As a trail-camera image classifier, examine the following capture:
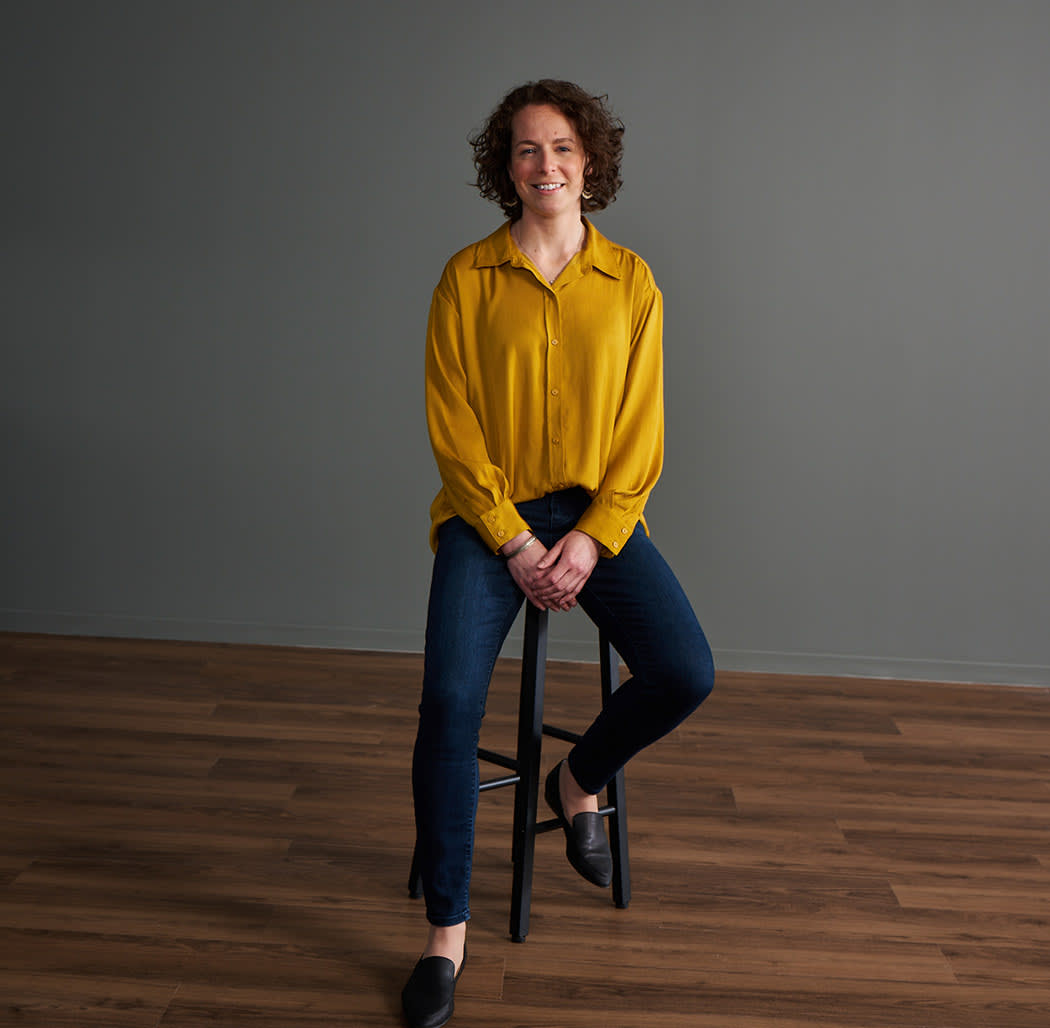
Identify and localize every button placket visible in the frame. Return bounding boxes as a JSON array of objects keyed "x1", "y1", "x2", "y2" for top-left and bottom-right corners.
[{"x1": 545, "y1": 296, "x2": 565, "y2": 485}]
